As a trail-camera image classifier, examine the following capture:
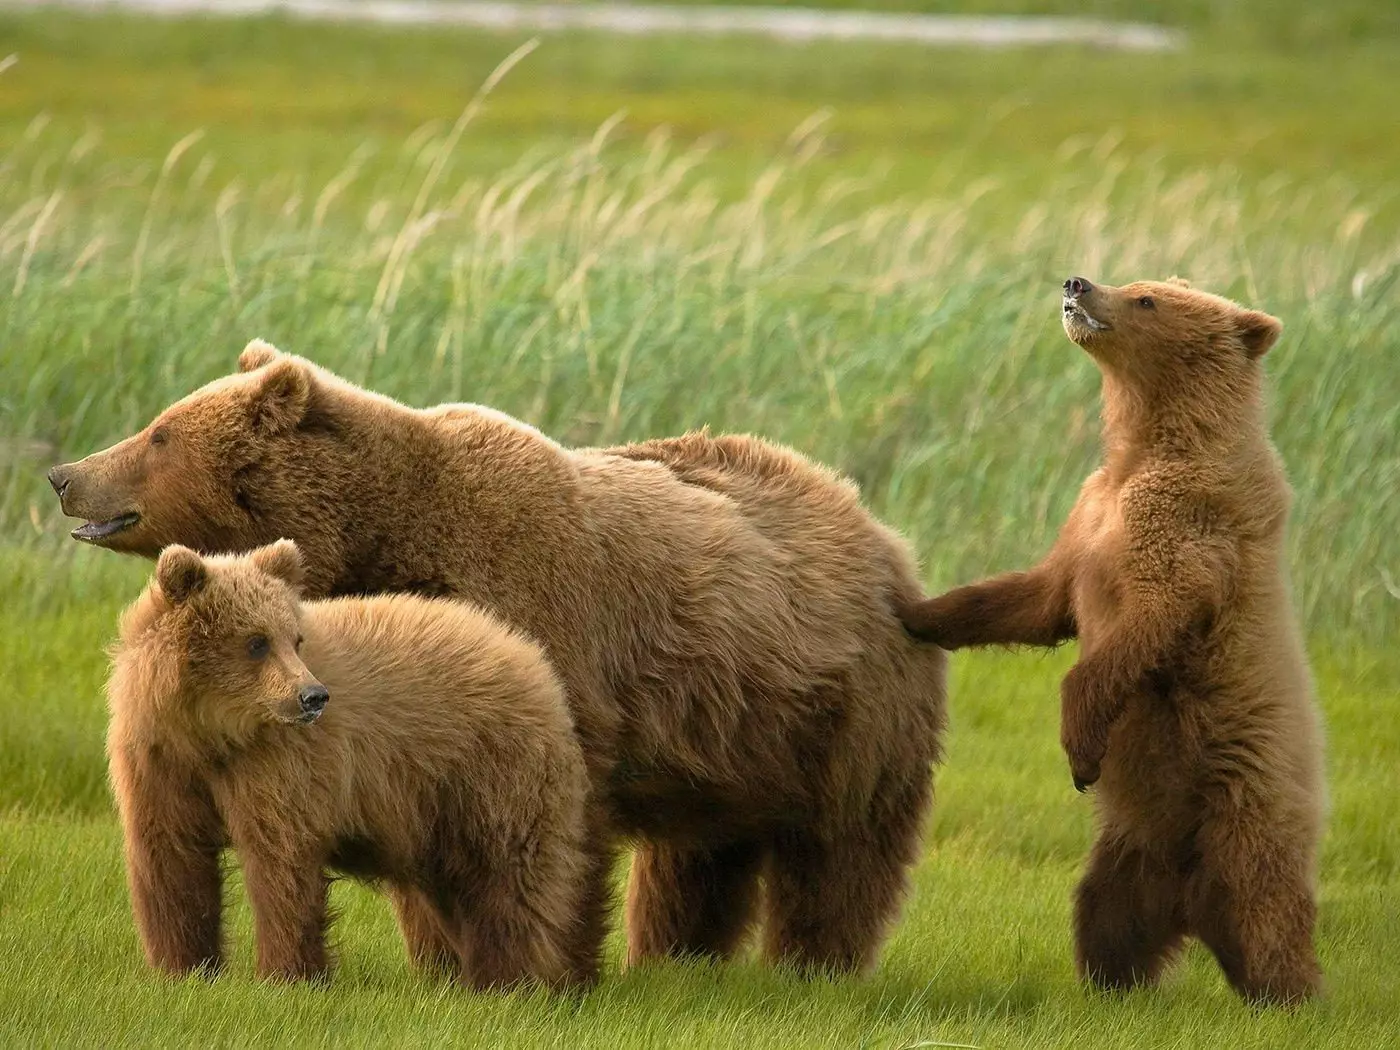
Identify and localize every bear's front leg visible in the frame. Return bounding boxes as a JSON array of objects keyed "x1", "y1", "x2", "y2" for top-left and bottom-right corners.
[
  {"x1": 239, "y1": 849, "x2": 331, "y2": 982},
  {"x1": 110, "y1": 748, "x2": 225, "y2": 975},
  {"x1": 900, "y1": 566, "x2": 1074, "y2": 650},
  {"x1": 1060, "y1": 659, "x2": 1126, "y2": 791}
]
